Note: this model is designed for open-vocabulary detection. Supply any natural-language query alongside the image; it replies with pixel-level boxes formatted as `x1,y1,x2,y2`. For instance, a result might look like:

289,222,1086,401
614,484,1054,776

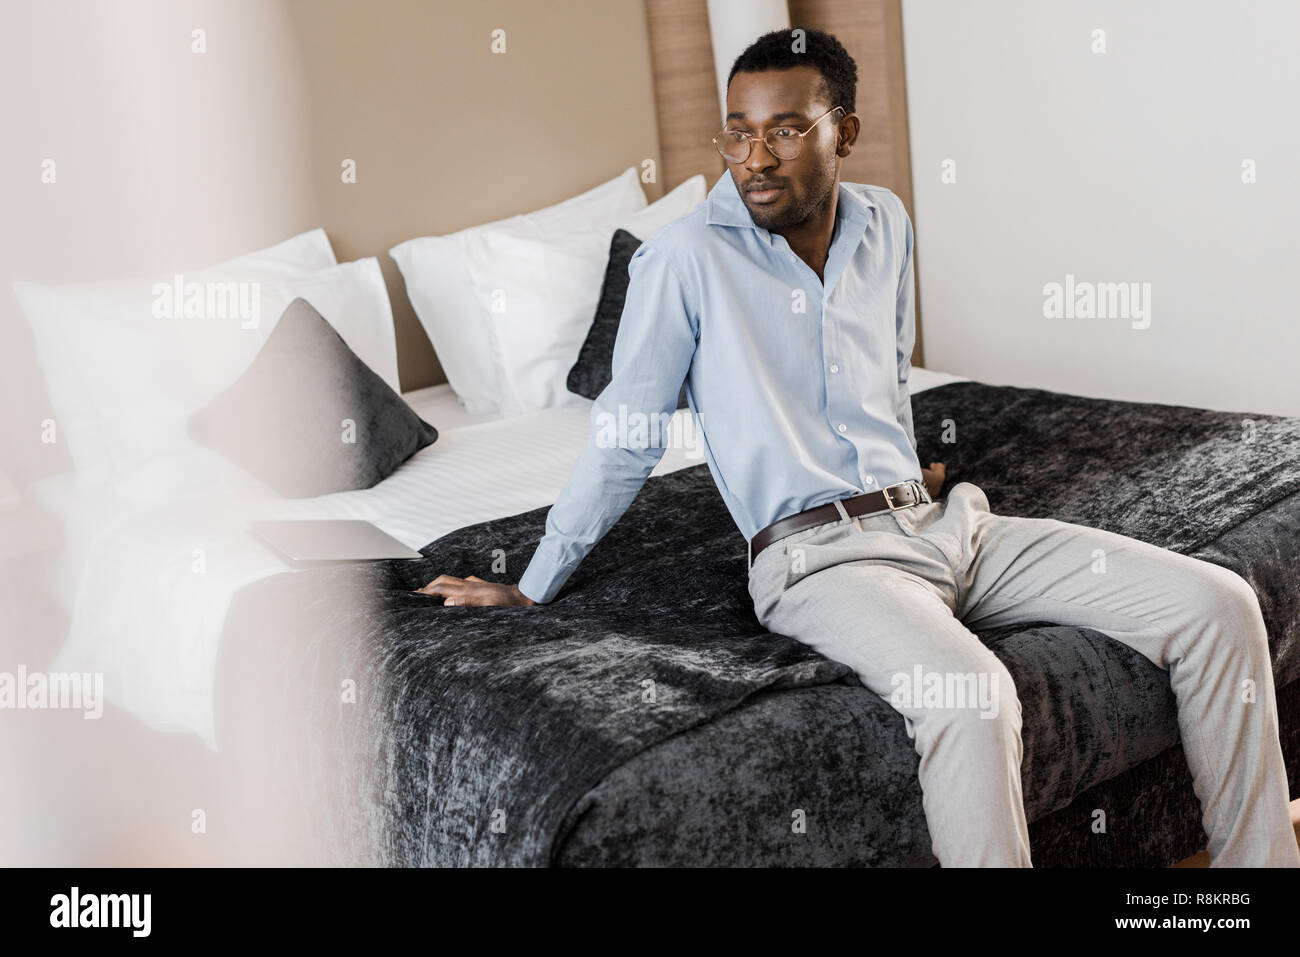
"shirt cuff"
516,540,580,605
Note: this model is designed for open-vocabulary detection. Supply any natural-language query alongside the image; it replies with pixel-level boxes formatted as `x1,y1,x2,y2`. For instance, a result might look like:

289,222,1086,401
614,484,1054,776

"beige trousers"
747,481,1300,867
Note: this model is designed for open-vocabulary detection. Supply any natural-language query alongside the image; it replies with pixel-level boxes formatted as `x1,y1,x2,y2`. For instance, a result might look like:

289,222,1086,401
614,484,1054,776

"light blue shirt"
517,170,923,603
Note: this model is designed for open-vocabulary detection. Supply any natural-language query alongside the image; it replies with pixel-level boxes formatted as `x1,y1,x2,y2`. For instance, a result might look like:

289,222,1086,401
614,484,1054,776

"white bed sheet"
36,366,968,749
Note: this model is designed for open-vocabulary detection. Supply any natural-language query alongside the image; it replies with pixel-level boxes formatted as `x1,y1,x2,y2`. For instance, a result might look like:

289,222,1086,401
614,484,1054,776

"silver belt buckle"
882,481,924,510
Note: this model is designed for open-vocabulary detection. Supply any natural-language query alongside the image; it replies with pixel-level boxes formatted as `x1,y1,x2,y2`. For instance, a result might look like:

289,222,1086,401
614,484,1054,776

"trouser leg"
748,516,1033,867
933,484,1300,867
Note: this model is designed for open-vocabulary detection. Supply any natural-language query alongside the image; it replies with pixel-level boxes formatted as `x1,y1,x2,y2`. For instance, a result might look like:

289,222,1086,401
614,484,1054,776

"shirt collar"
704,170,875,246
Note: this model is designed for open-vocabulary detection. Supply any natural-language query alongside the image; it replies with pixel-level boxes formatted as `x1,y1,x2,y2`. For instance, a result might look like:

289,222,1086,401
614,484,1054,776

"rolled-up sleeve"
894,202,917,452
517,241,698,603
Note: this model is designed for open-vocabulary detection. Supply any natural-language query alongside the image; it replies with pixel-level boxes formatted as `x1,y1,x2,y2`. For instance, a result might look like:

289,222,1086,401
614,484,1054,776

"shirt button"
837,423,847,433
865,475,876,485
829,363,840,374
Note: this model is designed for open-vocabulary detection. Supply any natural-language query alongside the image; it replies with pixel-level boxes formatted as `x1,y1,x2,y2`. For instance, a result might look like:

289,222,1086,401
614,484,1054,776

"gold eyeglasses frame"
713,105,850,163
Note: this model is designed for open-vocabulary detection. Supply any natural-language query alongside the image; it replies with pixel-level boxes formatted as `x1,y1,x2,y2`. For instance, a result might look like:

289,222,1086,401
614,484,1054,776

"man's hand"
921,461,946,499
414,574,538,607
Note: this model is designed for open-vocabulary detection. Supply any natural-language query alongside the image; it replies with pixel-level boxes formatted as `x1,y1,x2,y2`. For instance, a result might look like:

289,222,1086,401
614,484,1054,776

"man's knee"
1191,562,1265,630
1171,562,1274,674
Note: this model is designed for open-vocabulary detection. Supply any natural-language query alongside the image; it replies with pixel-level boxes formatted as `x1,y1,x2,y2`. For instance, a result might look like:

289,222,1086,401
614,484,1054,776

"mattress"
32,368,968,748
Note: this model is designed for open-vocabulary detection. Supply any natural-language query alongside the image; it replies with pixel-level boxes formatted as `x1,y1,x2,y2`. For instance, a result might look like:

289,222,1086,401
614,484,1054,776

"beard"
744,157,838,231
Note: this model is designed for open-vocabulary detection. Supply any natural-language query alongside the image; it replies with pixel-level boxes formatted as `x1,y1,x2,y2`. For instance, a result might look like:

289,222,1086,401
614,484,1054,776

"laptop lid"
250,519,423,565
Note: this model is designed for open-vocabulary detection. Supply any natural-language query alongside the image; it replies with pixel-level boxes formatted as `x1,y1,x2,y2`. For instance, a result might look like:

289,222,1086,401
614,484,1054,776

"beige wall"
0,0,661,484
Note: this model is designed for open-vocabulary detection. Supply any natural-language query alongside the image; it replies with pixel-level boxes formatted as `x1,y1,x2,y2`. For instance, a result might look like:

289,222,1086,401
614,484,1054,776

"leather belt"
749,480,932,564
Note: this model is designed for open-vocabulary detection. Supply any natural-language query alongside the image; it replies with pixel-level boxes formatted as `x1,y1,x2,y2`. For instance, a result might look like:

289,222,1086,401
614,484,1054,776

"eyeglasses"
713,105,848,164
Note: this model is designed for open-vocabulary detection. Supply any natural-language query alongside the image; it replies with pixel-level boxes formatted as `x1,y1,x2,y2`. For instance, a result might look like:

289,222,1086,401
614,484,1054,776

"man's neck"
773,181,840,284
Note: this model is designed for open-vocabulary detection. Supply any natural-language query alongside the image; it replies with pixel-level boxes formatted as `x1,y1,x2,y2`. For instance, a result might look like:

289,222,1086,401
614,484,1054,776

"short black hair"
726,28,857,115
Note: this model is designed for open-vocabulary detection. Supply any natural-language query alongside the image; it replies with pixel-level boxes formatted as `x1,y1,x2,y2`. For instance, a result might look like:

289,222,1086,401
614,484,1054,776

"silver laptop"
251,519,423,567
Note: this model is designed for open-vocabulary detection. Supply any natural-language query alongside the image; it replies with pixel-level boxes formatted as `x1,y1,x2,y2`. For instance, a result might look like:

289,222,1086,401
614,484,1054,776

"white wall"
902,0,1300,416
0,0,318,484
705,0,790,123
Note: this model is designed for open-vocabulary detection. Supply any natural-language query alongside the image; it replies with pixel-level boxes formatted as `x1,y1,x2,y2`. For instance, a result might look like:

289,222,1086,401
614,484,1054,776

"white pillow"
14,236,401,487
468,174,707,415
389,167,647,415
216,227,337,278
15,229,337,481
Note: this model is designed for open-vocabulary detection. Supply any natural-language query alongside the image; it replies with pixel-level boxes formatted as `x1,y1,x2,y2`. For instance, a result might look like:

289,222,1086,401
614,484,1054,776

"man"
419,29,1299,867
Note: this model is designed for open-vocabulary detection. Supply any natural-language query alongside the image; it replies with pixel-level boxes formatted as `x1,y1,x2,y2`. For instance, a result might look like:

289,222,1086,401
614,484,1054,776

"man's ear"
836,113,860,157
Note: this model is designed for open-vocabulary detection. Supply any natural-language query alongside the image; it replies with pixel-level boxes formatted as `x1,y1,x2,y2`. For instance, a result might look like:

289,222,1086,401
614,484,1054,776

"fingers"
445,577,493,605
415,573,460,596
418,582,469,605
413,574,482,606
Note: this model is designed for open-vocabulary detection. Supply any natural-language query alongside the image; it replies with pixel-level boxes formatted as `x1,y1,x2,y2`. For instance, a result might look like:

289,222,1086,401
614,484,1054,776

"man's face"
723,65,845,232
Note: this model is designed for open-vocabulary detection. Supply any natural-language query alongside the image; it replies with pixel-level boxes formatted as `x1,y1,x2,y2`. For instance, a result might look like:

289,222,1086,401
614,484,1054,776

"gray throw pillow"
566,228,689,409
188,297,437,497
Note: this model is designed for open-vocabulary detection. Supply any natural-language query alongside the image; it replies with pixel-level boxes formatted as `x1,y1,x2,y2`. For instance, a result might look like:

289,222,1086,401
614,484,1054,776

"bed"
22,2,1289,870
188,369,1300,867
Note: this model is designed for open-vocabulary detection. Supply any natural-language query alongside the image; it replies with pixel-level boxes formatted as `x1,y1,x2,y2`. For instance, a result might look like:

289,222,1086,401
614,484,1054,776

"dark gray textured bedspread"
214,382,1300,867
